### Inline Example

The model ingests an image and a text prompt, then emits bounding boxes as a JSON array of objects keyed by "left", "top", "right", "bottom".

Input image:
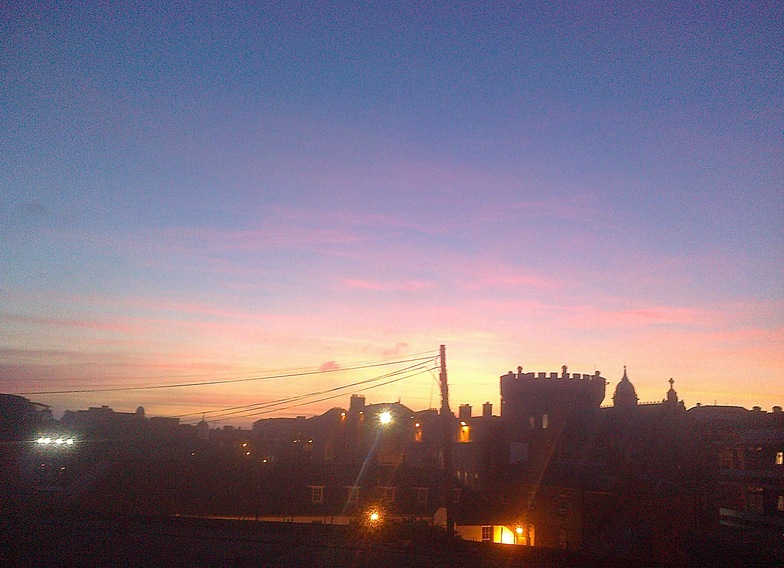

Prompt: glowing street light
[
  {"left": 36, "top": 436, "right": 74, "bottom": 447},
  {"left": 367, "top": 509, "right": 383, "bottom": 524},
  {"left": 378, "top": 411, "right": 392, "bottom": 426}
]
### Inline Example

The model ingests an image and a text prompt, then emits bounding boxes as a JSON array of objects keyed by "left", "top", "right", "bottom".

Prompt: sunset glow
[{"left": 2, "top": 2, "right": 781, "bottom": 425}]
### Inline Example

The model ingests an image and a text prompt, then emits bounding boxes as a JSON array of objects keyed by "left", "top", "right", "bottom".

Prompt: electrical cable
[
  {"left": 174, "top": 360, "right": 429, "bottom": 419},
  {"left": 206, "top": 365, "right": 438, "bottom": 423},
  {"left": 179, "top": 361, "right": 434, "bottom": 421},
  {"left": 13, "top": 351, "right": 438, "bottom": 395}
]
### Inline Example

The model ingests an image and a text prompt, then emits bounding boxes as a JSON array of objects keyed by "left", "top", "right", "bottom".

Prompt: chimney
[
  {"left": 350, "top": 394, "right": 365, "bottom": 413},
  {"left": 482, "top": 401, "right": 493, "bottom": 418},
  {"left": 458, "top": 404, "right": 472, "bottom": 420}
]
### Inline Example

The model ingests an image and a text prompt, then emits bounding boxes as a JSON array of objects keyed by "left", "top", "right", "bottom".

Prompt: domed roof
[{"left": 613, "top": 366, "right": 638, "bottom": 408}]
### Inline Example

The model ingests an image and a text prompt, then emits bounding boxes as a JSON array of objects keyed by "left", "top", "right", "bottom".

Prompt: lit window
[
  {"left": 481, "top": 526, "right": 492, "bottom": 542},
  {"left": 776, "top": 451, "right": 783, "bottom": 465},
  {"left": 514, "top": 525, "right": 529, "bottom": 546},
  {"left": 414, "top": 421, "right": 423, "bottom": 442},
  {"left": 310, "top": 486, "right": 324, "bottom": 504},
  {"left": 459, "top": 422, "right": 471, "bottom": 443},
  {"left": 347, "top": 486, "right": 359, "bottom": 503},
  {"left": 542, "top": 414, "right": 549, "bottom": 429},
  {"left": 518, "top": 524, "right": 535, "bottom": 546},
  {"left": 416, "top": 487, "right": 428, "bottom": 504}
]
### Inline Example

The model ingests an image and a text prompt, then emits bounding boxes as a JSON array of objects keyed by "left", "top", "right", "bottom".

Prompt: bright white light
[
  {"left": 379, "top": 411, "right": 392, "bottom": 425},
  {"left": 500, "top": 527, "right": 515, "bottom": 544},
  {"left": 368, "top": 511, "right": 381, "bottom": 522},
  {"left": 37, "top": 436, "right": 75, "bottom": 447}
]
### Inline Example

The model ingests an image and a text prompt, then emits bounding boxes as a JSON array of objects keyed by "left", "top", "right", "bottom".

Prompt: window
[
  {"left": 557, "top": 498, "right": 567, "bottom": 519},
  {"left": 557, "top": 528, "right": 567, "bottom": 550},
  {"left": 514, "top": 524, "right": 534, "bottom": 546},
  {"left": 778, "top": 495, "right": 784, "bottom": 512},
  {"left": 459, "top": 422, "right": 471, "bottom": 443},
  {"left": 452, "top": 487, "right": 461, "bottom": 503},
  {"left": 310, "top": 486, "right": 324, "bottom": 504},
  {"left": 481, "top": 526, "right": 492, "bottom": 542},
  {"left": 416, "top": 487, "right": 428, "bottom": 505},
  {"left": 776, "top": 451, "right": 783, "bottom": 466},
  {"left": 380, "top": 486, "right": 395, "bottom": 503},
  {"left": 735, "top": 449, "right": 744, "bottom": 469},
  {"left": 542, "top": 414, "right": 549, "bottom": 429},
  {"left": 745, "top": 487, "right": 763, "bottom": 514},
  {"left": 347, "top": 486, "right": 359, "bottom": 504}
]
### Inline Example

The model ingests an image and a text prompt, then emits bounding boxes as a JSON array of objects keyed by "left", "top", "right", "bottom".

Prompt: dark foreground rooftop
[{"left": 2, "top": 509, "right": 782, "bottom": 568}]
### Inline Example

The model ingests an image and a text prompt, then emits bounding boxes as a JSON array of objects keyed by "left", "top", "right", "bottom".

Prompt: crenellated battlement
[
  {"left": 500, "top": 365, "right": 607, "bottom": 417},
  {"left": 501, "top": 365, "right": 604, "bottom": 383}
]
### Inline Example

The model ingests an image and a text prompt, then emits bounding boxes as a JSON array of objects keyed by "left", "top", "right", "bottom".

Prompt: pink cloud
[
  {"left": 380, "top": 342, "right": 410, "bottom": 358},
  {"left": 319, "top": 360, "right": 340, "bottom": 371}
]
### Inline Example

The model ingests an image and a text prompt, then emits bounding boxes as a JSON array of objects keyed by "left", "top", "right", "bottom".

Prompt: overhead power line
[
  {"left": 225, "top": 368, "right": 438, "bottom": 422},
  {"left": 14, "top": 351, "right": 439, "bottom": 396},
  {"left": 182, "top": 361, "right": 436, "bottom": 422}
]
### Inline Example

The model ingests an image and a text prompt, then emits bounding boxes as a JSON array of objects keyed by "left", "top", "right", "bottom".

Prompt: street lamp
[{"left": 378, "top": 411, "right": 392, "bottom": 426}]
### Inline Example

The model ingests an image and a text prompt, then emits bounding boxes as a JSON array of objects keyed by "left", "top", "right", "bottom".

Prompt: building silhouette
[{"left": 3, "top": 361, "right": 783, "bottom": 564}]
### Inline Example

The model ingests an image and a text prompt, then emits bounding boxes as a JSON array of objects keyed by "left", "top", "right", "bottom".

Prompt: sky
[{"left": 2, "top": 1, "right": 782, "bottom": 426}]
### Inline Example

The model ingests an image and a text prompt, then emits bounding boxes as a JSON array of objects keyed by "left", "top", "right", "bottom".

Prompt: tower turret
[{"left": 613, "top": 366, "right": 638, "bottom": 410}]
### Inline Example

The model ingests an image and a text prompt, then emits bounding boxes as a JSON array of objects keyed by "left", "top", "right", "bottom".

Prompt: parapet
[
  {"left": 501, "top": 367, "right": 604, "bottom": 383},
  {"left": 500, "top": 365, "right": 607, "bottom": 409}
]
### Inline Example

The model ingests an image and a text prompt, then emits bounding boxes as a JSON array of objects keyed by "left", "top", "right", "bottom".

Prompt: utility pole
[{"left": 439, "top": 344, "right": 455, "bottom": 537}]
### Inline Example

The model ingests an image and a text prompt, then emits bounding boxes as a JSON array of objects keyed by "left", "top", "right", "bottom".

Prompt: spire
[{"left": 666, "top": 377, "right": 679, "bottom": 404}]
